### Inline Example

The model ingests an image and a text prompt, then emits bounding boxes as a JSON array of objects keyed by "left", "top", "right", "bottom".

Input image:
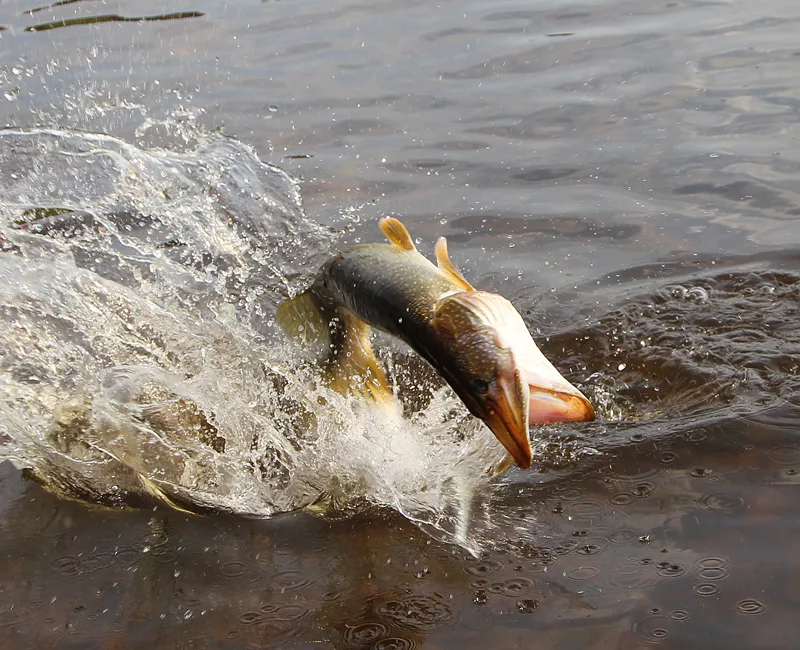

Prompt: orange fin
[
  {"left": 434, "top": 236, "right": 474, "bottom": 291},
  {"left": 379, "top": 217, "right": 416, "bottom": 251}
]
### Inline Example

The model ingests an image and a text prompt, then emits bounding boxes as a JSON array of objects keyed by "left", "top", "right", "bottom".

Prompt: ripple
[
  {"left": 80, "top": 552, "right": 114, "bottom": 572},
  {"left": 631, "top": 482, "right": 656, "bottom": 498},
  {"left": 609, "top": 492, "right": 634, "bottom": 505},
  {"left": 698, "top": 493, "right": 747, "bottom": 514},
  {"left": 263, "top": 604, "right": 310, "bottom": 622},
  {"left": 373, "top": 638, "right": 416, "bottom": 650},
  {"left": 51, "top": 556, "right": 81, "bottom": 577},
  {"left": 658, "top": 451, "right": 679, "bottom": 464},
  {"left": 238, "top": 611, "right": 265, "bottom": 625},
  {"left": 376, "top": 595, "right": 455, "bottom": 631},
  {"left": 342, "top": 622, "right": 389, "bottom": 647},
  {"left": 576, "top": 537, "right": 609, "bottom": 555},
  {"left": 150, "top": 545, "right": 178, "bottom": 565},
  {"left": 609, "top": 529, "right": 638, "bottom": 543},
  {"left": 0, "top": 602, "right": 33, "bottom": 628},
  {"left": 606, "top": 564, "right": 659, "bottom": 590},
  {"left": 49, "top": 631, "right": 106, "bottom": 649},
  {"left": 632, "top": 615, "right": 671, "bottom": 644},
  {"left": 566, "top": 566, "right": 601, "bottom": 581},
  {"left": 565, "top": 500, "right": 605, "bottom": 518},
  {"left": 274, "top": 570, "right": 311, "bottom": 590},
  {"left": 694, "top": 566, "right": 730, "bottom": 581},
  {"left": 487, "top": 577, "right": 534, "bottom": 597},
  {"left": 670, "top": 610, "right": 690, "bottom": 621},
  {"left": 463, "top": 559, "right": 503, "bottom": 577},
  {"left": 220, "top": 561, "right": 248, "bottom": 577},
  {"left": 693, "top": 583, "right": 720, "bottom": 596},
  {"left": 736, "top": 599, "right": 766, "bottom": 615},
  {"left": 766, "top": 445, "right": 800, "bottom": 466}
]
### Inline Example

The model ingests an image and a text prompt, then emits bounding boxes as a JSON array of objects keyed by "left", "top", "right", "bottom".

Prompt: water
[{"left": 1, "top": 0, "right": 800, "bottom": 647}]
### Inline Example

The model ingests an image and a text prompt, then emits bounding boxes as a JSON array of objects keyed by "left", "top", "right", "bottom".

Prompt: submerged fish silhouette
[{"left": 278, "top": 218, "right": 595, "bottom": 469}]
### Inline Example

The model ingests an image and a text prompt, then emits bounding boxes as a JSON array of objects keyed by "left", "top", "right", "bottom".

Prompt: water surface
[{"left": 1, "top": 0, "right": 799, "bottom": 647}]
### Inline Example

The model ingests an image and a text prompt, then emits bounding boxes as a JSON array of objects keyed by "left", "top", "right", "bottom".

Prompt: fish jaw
[
  {"left": 477, "top": 367, "right": 533, "bottom": 468},
  {"left": 496, "top": 305, "right": 596, "bottom": 425},
  {"left": 431, "top": 290, "right": 595, "bottom": 469}
]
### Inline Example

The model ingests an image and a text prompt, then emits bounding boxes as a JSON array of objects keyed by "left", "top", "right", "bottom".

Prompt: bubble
[
  {"left": 736, "top": 599, "right": 766, "bottom": 615},
  {"left": 342, "top": 622, "right": 389, "bottom": 646},
  {"left": 686, "top": 287, "right": 709, "bottom": 303},
  {"left": 516, "top": 599, "right": 539, "bottom": 613}
]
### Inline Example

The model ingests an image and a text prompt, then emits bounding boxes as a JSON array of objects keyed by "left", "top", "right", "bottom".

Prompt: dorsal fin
[
  {"left": 379, "top": 217, "right": 416, "bottom": 251},
  {"left": 434, "top": 236, "right": 475, "bottom": 291}
]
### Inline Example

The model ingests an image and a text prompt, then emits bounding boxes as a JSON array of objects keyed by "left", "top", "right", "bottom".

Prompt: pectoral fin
[
  {"left": 434, "top": 236, "right": 474, "bottom": 291},
  {"left": 276, "top": 289, "right": 333, "bottom": 360},
  {"left": 328, "top": 309, "right": 393, "bottom": 403},
  {"left": 278, "top": 290, "right": 393, "bottom": 402}
]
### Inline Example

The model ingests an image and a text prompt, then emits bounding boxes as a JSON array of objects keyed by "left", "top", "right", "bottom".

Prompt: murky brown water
[{"left": 1, "top": 0, "right": 800, "bottom": 648}]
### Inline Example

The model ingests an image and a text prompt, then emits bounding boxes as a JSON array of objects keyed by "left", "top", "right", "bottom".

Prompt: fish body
[{"left": 278, "top": 218, "right": 594, "bottom": 468}]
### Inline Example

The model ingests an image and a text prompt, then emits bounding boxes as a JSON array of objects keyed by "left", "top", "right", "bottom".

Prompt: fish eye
[{"left": 471, "top": 378, "right": 490, "bottom": 395}]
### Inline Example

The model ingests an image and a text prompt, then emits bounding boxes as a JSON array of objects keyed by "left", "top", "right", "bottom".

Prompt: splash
[{"left": 0, "top": 126, "right": 510, "bottom": 543}]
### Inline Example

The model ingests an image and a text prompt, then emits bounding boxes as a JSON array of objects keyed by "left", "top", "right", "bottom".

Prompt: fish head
[{"left": 431, "top": 291, "right": 594, "bottom": 469}]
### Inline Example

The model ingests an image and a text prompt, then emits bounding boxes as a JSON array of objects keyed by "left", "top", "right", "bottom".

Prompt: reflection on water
[{"left": 1, "top": 0, "right": 800, "bottom": 646}]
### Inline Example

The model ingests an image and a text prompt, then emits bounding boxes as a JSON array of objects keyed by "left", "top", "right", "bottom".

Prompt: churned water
[{"left": 1, "top": 0, "right": 799, "bottom": 648}]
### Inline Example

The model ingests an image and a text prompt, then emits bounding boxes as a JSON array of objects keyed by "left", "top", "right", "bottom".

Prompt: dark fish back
[{"left": 316, "top": 243, "right": 455, "bottom": 340}]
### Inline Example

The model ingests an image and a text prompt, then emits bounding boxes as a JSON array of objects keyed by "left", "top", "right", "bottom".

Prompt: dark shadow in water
[{"left": 25, "top": 11, "right": 204, "bottom": 32}]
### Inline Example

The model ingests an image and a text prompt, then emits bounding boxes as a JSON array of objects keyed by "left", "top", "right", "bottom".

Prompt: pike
[{"left": 277, "top": 218, "right": 594, "bottom": 469}]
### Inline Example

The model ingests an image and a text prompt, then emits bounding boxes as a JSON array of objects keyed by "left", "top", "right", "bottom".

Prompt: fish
[{"left": 278, "top": 217, "right": 595, "bottom": 469}]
